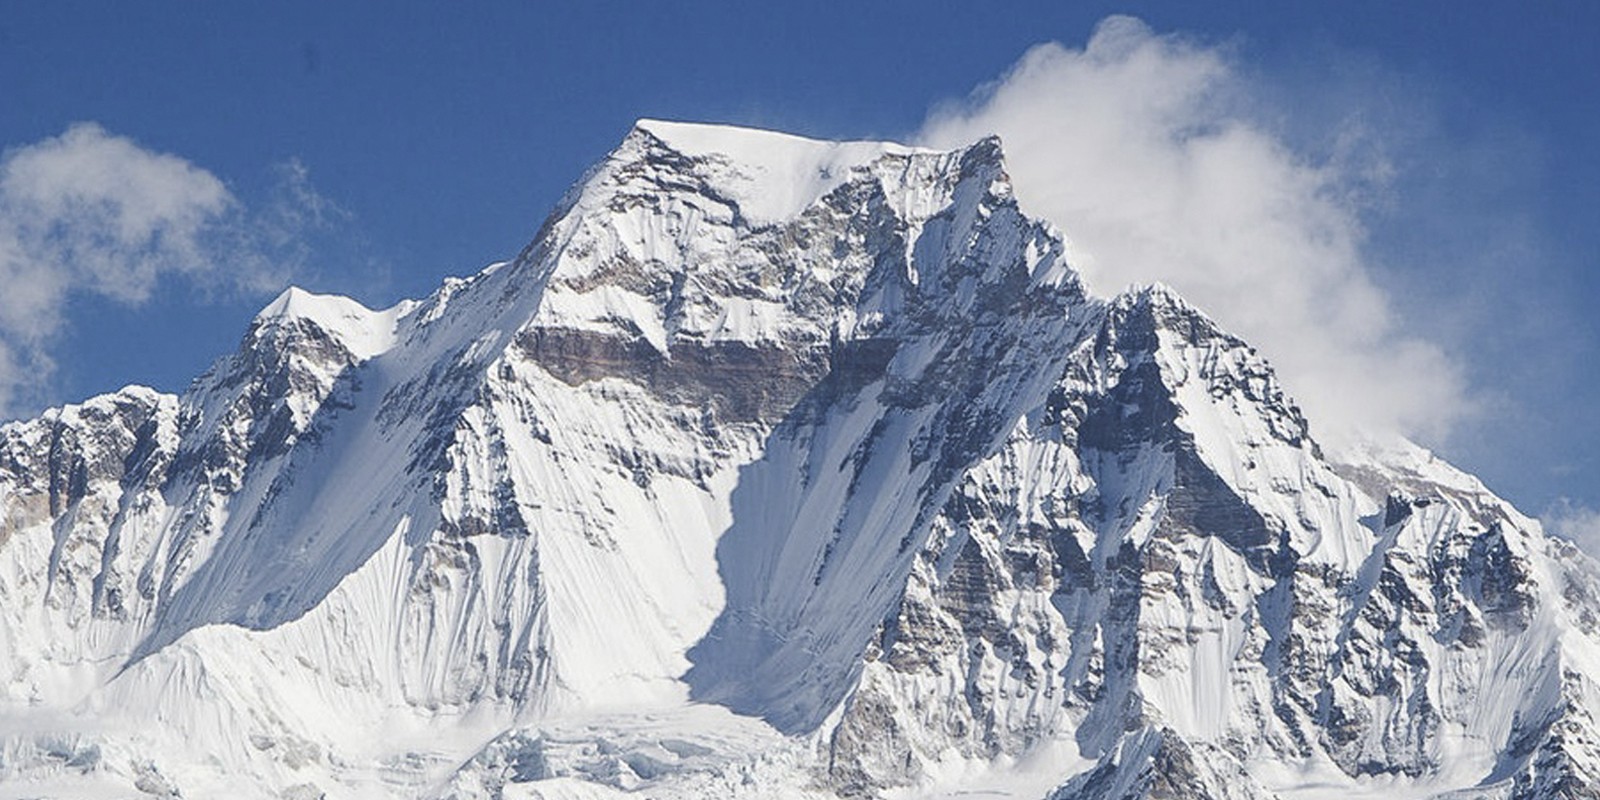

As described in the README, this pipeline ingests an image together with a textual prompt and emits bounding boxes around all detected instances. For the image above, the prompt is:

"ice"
[634,119,934,226]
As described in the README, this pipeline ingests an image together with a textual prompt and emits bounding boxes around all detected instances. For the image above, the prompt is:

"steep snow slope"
[2,120,1598,800]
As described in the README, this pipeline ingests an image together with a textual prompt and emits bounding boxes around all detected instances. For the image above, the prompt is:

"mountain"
[2,119,1598,800]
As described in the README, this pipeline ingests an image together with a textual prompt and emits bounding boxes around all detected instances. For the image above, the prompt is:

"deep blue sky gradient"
[2,1,1596,515]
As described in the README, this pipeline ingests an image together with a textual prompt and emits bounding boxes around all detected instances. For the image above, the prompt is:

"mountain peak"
[613,118,947,226]
[3,119,1596,800]
[255,285,371,324]
[630,117,936,161]
[251,285,409,362]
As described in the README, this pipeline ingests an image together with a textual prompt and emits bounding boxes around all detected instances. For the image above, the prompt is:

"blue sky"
[1,1,1596,533]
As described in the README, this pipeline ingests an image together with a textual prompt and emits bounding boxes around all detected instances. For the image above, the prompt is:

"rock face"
[2,119,1599,799]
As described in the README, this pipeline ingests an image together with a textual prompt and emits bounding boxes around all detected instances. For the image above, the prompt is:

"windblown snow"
[2,120,1598,800]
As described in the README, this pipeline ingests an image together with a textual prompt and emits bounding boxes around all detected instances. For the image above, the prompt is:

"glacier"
[2,119,1599,799]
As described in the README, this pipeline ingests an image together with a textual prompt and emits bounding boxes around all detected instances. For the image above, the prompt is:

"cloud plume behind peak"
[919,16,1470,444]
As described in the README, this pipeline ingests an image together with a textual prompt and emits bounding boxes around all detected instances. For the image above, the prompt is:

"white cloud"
[919,16,1470,443]
[250,157,351,280]
[0,123,334,416]
[1543,499,1600,555]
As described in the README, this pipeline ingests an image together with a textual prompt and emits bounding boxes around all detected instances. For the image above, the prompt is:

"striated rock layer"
[2,120,1598,800]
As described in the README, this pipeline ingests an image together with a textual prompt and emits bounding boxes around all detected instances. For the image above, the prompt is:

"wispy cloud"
[919,16,1471,444]
[0,123,340,416]
[1544,499,1600,555]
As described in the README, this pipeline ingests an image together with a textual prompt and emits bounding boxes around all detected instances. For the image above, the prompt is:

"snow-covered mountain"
[3,120,1599,800]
